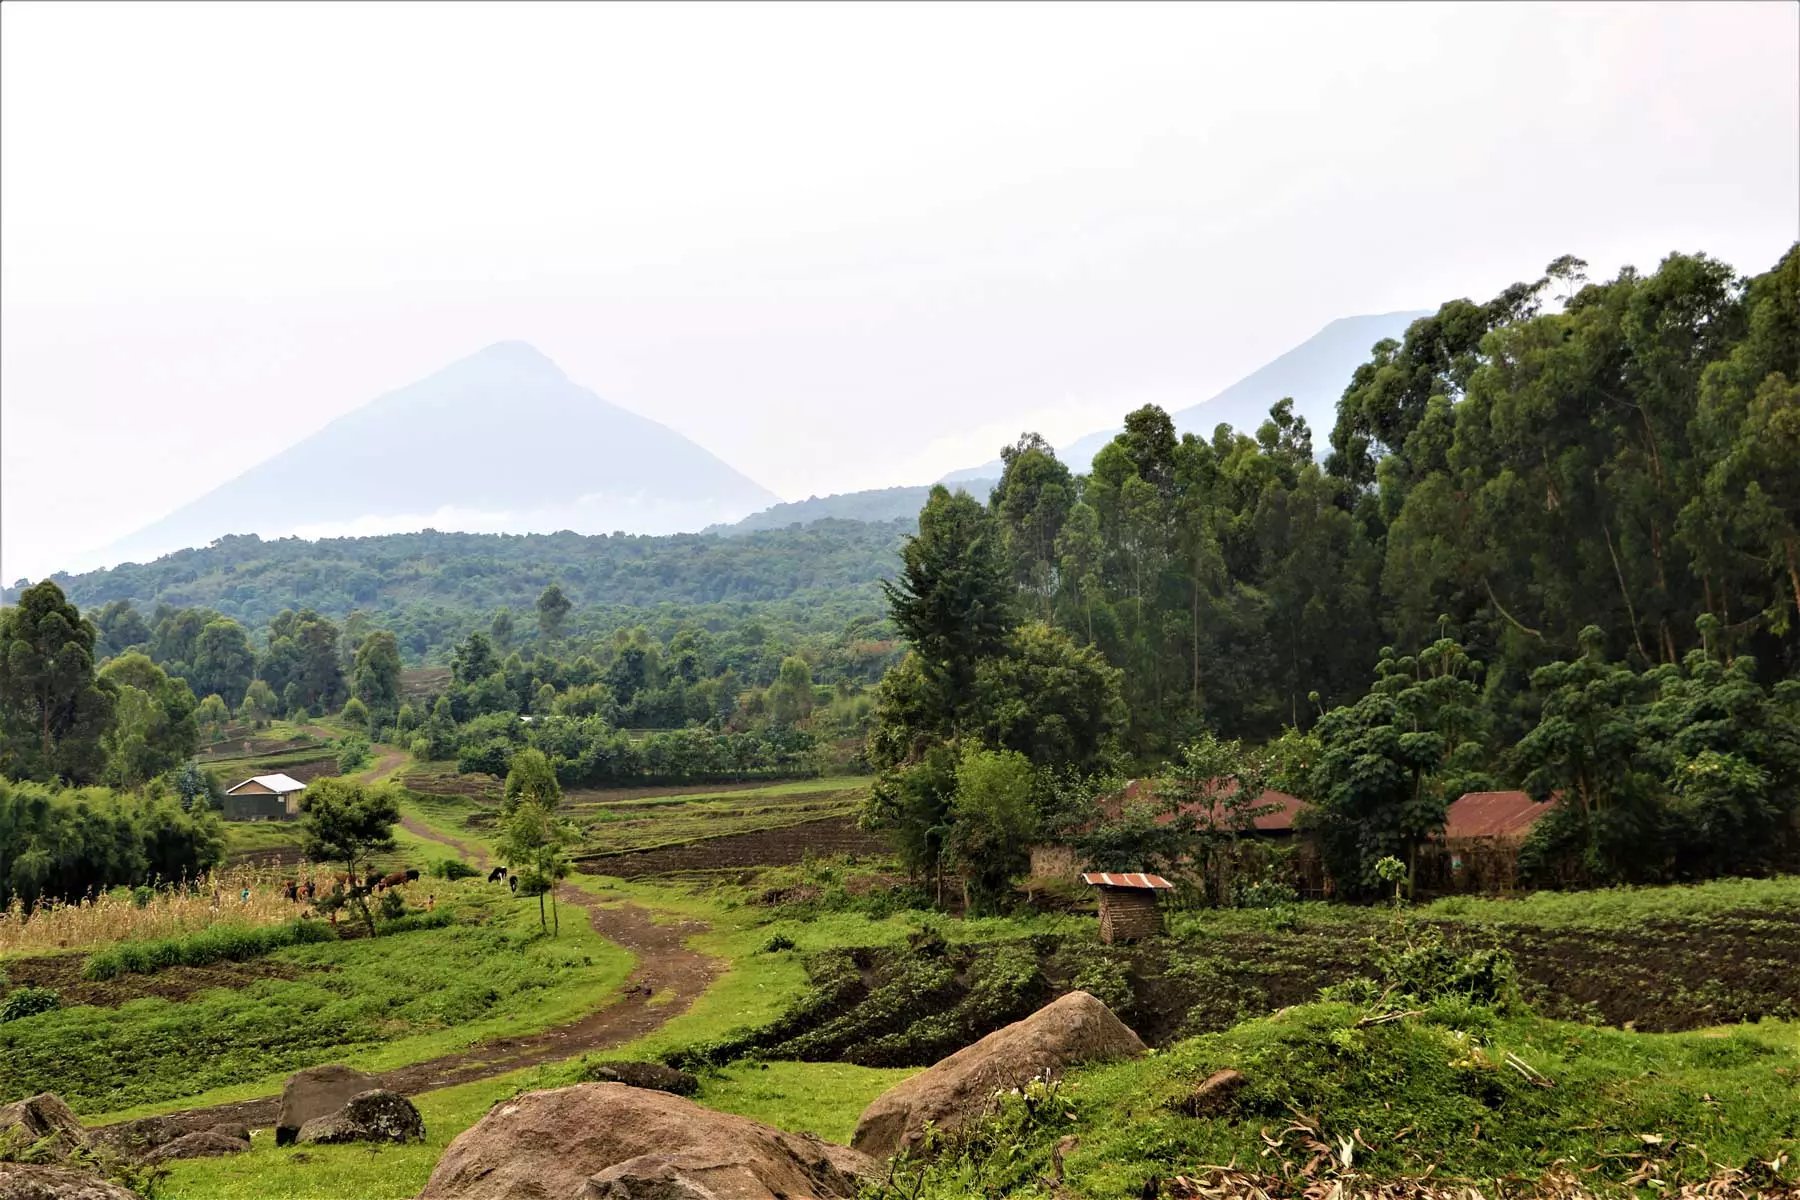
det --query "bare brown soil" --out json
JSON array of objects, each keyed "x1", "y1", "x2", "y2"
[
  {"x1": 576, "y1": 815, "x2": 891, "y2": 878},
  {"x1": 93, "y1": 889, "x2": 722, "y2": 1140},
  {"x1": 564, "y1": 780, "x2": 800, "y2": 805}
]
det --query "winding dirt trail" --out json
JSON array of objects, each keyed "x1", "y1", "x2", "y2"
[
  {"x1": 400, "y1": 814, "x2": 491, "y2": 870},
  {"x1": 95, "y1": 887, "x2": 723, "y2": 1139}
]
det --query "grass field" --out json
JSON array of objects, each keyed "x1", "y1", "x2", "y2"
[
  {"x1": 394, "y1": 765, "x2": 873, "y2": 860},
  {"x1": 2, "y1": 880, "x2": 634, "y2": 1120},
  {"x1": 561, "y1": 775, "x2": 871, "y2": 856}
]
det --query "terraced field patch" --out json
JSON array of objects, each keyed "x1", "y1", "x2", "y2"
[{"x1": 560, "y1": 775, "x2": 872, "y2": 858}]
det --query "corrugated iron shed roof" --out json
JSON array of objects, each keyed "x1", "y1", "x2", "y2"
[
  {"x1": 1080, "y1": 872, "x2": 1175, "y2": 890},
  {"x1": 226, "y1": 773, "x2": 308, "y2": 795},
  {"x1": 1444, "y1": 790, "x2": 1556, "y2": 840}
]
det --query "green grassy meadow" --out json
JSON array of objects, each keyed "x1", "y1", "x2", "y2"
[{"x1": 3, "y1": 881, "x2": 633, "y2": 1121}]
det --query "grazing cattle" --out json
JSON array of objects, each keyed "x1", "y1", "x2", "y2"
[
  {"x1": 375, "y1": 871, "x2": 409, "y2": 891},
  {"x1": 508, "y1": 875, "x2": 518, "y2": 894},
  {"x1": 404, "y1": 868, "x2": 420, "y2": 882},
  {"x1": 487, "y1": 866, "x2": 508, "y2": 883}
]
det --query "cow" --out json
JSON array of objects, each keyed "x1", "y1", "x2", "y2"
[
  {"x1": 375, "y1": 871, "x2": 409, "y2": 891},
  {"x1": 488, "y1": 866, "x2": 509, "y2": 883},
  {"x1": 404, "y1": 868, "x2": 420, "y2": 882}
]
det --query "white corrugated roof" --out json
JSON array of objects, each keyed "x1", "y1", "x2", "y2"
[
  {"x1": 1080, "y1": 872, "x2": 1175, "y2": 890},
  {"x1": 226, "y1": 773, "x2": 308, "y2": 794}
]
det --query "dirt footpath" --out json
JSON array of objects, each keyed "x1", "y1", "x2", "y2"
[
  {"x1": 94, "y1": 888, "x2": 723, "y2": 1138},
  {"x1": 400, "y1": 815, "x2": 490, "y2": 869}
]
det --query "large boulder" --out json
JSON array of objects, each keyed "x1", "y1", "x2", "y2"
[
  {"x1": 0, "y1": 1094, "x2": 88, "y2": 1161},
  {"x1": 275, "y1": 1064, "x2": 381, "y2": 1146},
  {"x1": 417, "y1": 1082, "x2": 876, "y2": 1200},
  {"x1": 851, "y1": 990, "x2": 1145, "y2": 1160},
  {"x1": 141, "y1": 1125, "x2": 252, "y2": 1164},
  {"x1": 296, "y1": 1089, "x2": 424, "y2": 1145},
  {"x1": 582, "y1": 1062, "x2": 699, "y2": 1097},
  {"x1": 0, "y1": 1162, "x2": 140, "y2": 1200}
]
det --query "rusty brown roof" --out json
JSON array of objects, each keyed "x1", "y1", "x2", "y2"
[
  {"x1": 1107, "y1": 779, "x2": 1311, "y2": 832},
  {"x1": 1443, "y1": 791, "x2": 1557, "y2": 840},
  {"x1": 1081, "y1": 872, "x2": 1176, "y2": 890}
]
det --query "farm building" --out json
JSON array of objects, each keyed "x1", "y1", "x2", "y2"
[
  {"x1": 1418, "y1": 789, "x2": 1559, "y2": 894},
  {"x1": 1028, "y1": 779, "x2": 1320, "y2": 891},
  {"x1": 223, "y1": 773, "x2": 308, "y2": 822},
  {"x1": 1081, "y1": 872, "x2": 1175, "y2": 943}
]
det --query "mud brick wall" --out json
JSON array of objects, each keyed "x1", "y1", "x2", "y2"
[
  {"x1": 1029, "y1": 844, "x2": 1081, "y2": 881},
  {"x1": 1098, "y1": 888, "x2": 1163, "y2": 943},
  {"x1": 576, "y1": 815, "x2": 893, "y2": 878}
]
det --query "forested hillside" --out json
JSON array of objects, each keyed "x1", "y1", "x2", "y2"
[
  {"x1": 710, "y1": 481, "x2": 996, "y2": 535},
  {"x1": 865, "y1": 246, "x2": 1800, "y2": 895},
  {"x1": 19, "y1": 521, "x2": 909, "y2": 660},
  {"x1": 957, "y1": 248, "x2": 1800, "y2": 751}
]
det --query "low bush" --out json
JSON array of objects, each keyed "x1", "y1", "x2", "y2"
[
  {"x1": 82, "y1": 918, "x2": 338, "y2": 980},
  {"x1": 432, "y1": 858, "x2": 481, "y2": 880},
  {"x1": 0, "y1": 986, "x2": 62, "y2": 1023},
  {"x1": 376, "y1": 909, "x2": 457, "y2": 936}
]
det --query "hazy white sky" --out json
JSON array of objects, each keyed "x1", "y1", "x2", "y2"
[{"x1": 3, "y1": 1, "x2": 1796, "y2": 582}]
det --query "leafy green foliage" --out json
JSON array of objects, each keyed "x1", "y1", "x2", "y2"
[
  {"x1": 298, "y1": 778, "x2": 400, "y2": 935},
  {"x1": 0, "y1": 987, "x2": 62, "y2": 1024},
  {"x1": 96, "y1": 652, "x2": 200, "y2": 789},
  {"x1": 0, "y1": 778, "x2": 223, "y2": 907},
  {"x1": 334, "y1": 733, "x2": 371, "y2": 774},
  {"x1": 1518, "y1": 628, "x2": 1800, "y2": 884},
  {"x1": 1307, "y1": 635, "x2": 1488, "y2": 895},
  {"x1": 946, "y1": 746, "x2": 1038, "y2": 912},
  {"x1": 82, "y1": 918, "x2": 338, "y2": 980},
  {"x1": 31, "y1": 522, "x2": 908, "y2": 663},
  {"x1": 0, "y1": 580, "x2": 116, "y2": 783}
]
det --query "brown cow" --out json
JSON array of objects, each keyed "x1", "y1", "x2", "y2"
[{"x1": 375, "y1": 871, "x2": 409, "y2": 891}]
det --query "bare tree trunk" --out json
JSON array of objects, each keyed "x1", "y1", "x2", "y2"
[
  {"x1": 1788, "y1": 538, "x2": 1800, "y2": 633},
  {"x1": 1600, "y1": 517, "x2": 1651, "y2": 664}
]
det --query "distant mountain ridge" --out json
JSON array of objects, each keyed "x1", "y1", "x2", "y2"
[
  {"x1": 101, "y1": 341, "x2": 779, "y2": 568},
  {"x1": 942, "y1": 309, "x2": 1428, "y2": 480},
  {"x1": 708, "y1": 479, "x2": 998, "y2": 536}
]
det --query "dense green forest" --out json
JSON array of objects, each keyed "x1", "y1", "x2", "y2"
[
  {"x1": 13, "y1": 520, "x2": 911, "y2": 660},
  {"x1": 970, "y1": 247, "x2": 1800, "y2": 752},
  {"x1": 862, "y1": 247, "x2": 1800, "y2": 899}
]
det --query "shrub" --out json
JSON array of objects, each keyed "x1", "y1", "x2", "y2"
[
  {"x1": 336, "y1": 734, "x2": 372, "y2": 774},
  {"x1": 378, "y1": 889, "x2": 407, "y2": 921},
  {"x1": 375, "y1": 909, "x2": 456, "y2": 936},
  {"x1": 760, "y1": 933, "x2": 797, "y2": 953},
  {"x1": 0, "y1": 987, "x2": 62, "y2": 1023},
  {"x1": 82, "y1": 918, "x2": 337, "y2": 980},
  {"x1": 432, "y1": 858, "x2": 480, "y2": 880}
]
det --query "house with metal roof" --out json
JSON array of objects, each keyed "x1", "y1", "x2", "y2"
[
  {"x1": 222, "y1": 773, "x2": 308, "y2": 822},
  {"x1": 1421, "y1": 790, "x2": 1560, "y2": 894}
]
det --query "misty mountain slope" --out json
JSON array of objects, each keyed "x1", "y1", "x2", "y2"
[
  {"x1": 943, "y1": 309, "x2": 1428, "y2": 480},
  {"x1": 710, "y1": 478, "x2": 998, "y2": 536},
  {"x1": 105, "y1": 342, "x2": 779, "y2": 564}
]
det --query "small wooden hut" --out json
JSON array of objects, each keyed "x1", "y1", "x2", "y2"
[{"x1": 1081, "y1": 872, "x2": 1175, "y2": 943}]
